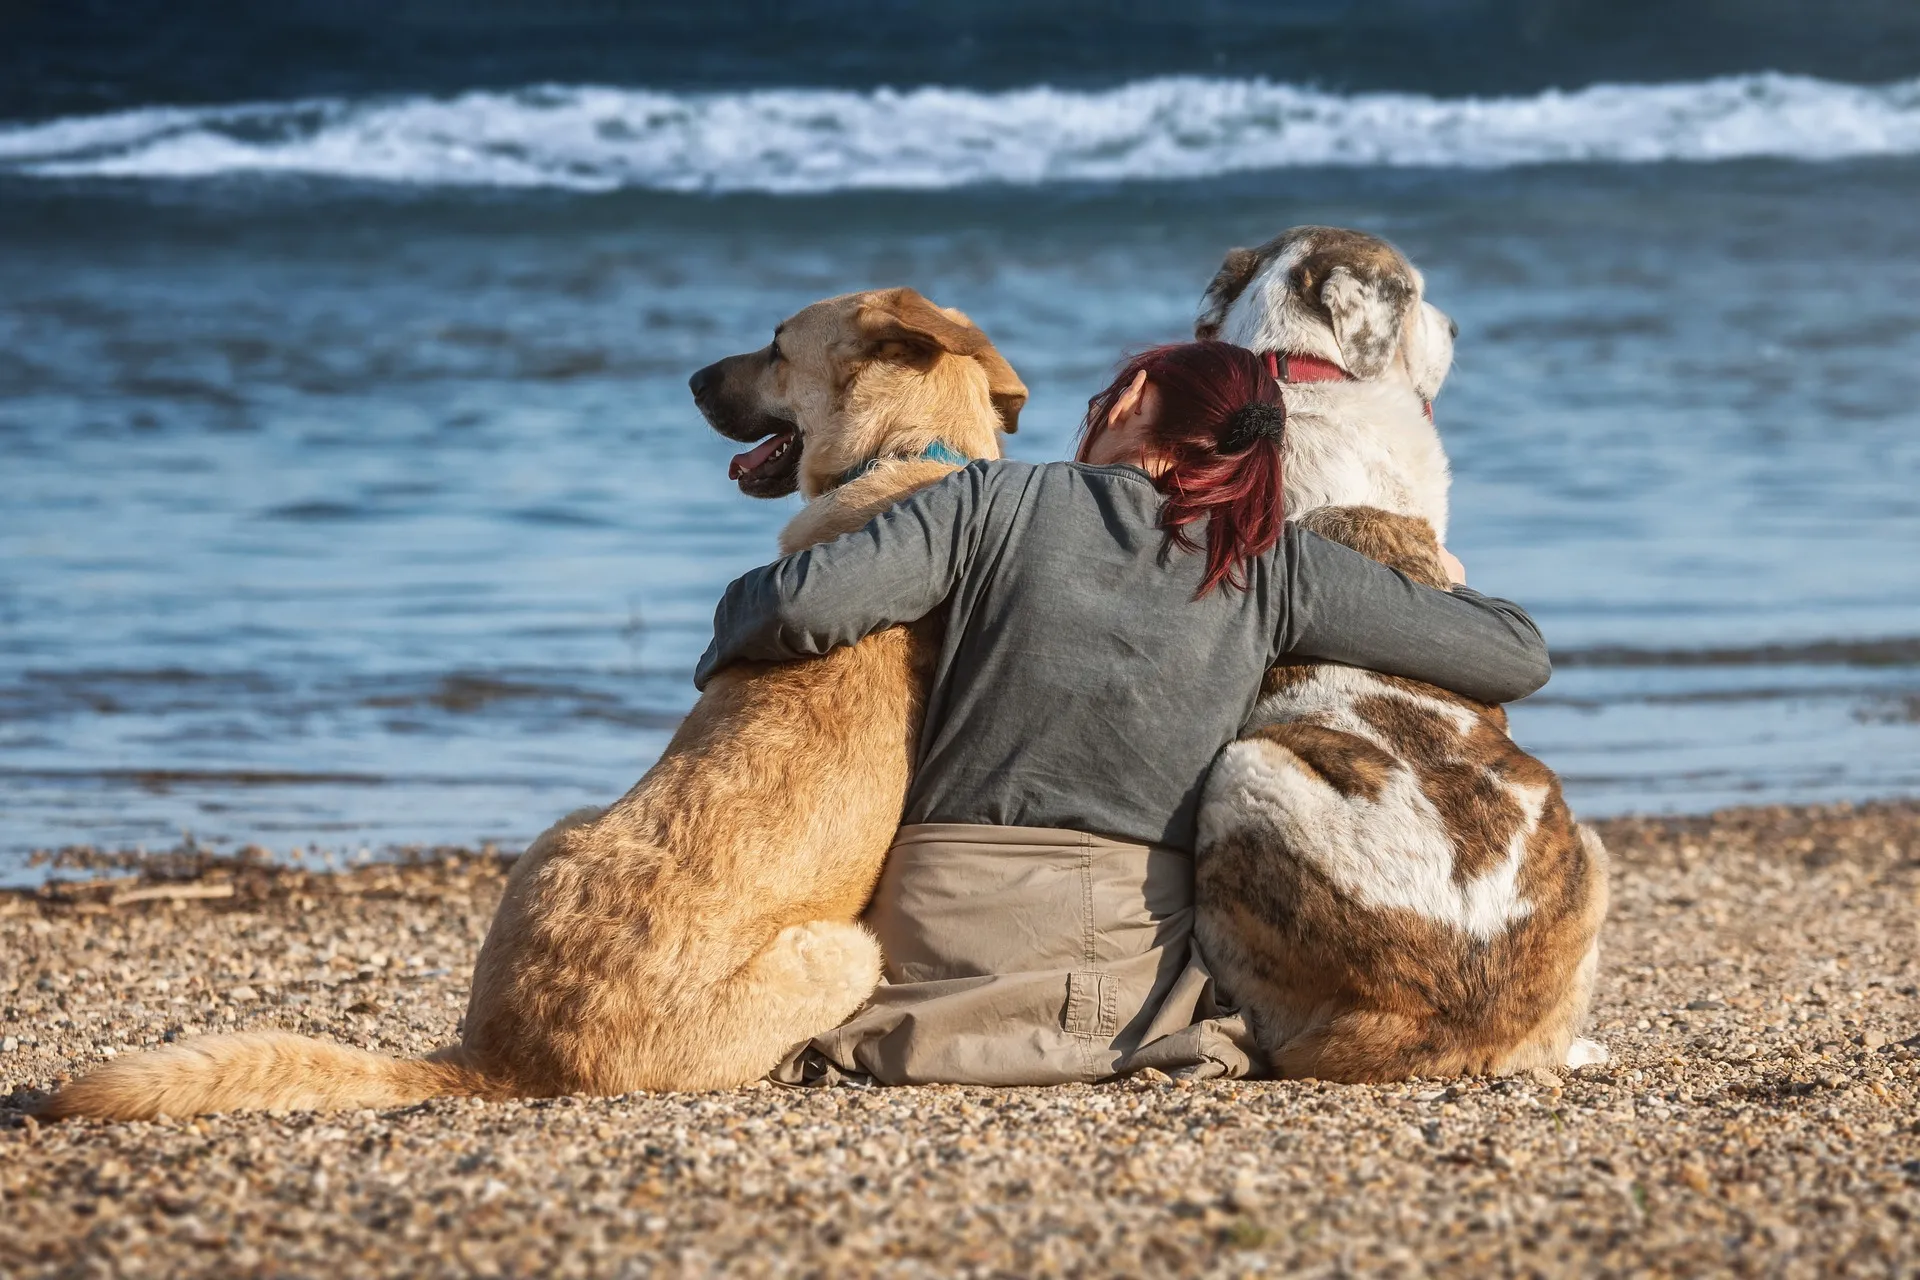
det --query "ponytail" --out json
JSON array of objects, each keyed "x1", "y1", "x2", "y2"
[{"x1": 1080, "y1": 341, "x2": 1286, "y2": 597}]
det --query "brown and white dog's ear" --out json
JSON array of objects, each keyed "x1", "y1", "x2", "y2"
[
  {"x1": 857, "y1": 288, "x2": 988, "y2": 359},
  {"x1": 1320, "y1": 265, "x2": 1415, "y2": 380},
  {"x1": 1195, "y1": 246, "x2": 1263, "y2": 340}
]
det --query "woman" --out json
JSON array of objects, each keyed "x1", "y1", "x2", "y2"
[{"x1": 695, "y1": 341, "x2": 1549, "y2": 1085}]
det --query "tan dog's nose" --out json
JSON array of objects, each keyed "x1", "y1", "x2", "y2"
[{"x1": 689, "y1": 362, "x2": 723, "y2": 403}]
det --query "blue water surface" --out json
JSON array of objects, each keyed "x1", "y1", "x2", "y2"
[{"x1": 1, "y1": 157, "x2": 1917, "y2": 880}]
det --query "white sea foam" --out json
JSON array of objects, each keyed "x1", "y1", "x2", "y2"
[{"x1": 2, "y1": 73, "x2": 1917, "y2": 192}]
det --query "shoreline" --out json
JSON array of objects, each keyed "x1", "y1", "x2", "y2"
[
  {"x1": 4, "y1": 798, "x2": 1918, "y2": 1274},
  {"x1": 10, "y1": 794, "x2": 1919, "y2": 894}
]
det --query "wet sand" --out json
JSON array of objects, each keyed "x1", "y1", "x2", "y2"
[{"x1": 3, "y1": 801, "x2": 1917, "y2": 1277}]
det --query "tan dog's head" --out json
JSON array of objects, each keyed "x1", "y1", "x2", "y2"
[
  {"x1": 1294, "y1": 505, "x2": 1451, "y2": 591},
  {"x1": 1195, "y1": 226, "x2": 1455, "y2": 403},
  {"x1": 688, "y1": 288, "x2": 1026, "y2": 501}
]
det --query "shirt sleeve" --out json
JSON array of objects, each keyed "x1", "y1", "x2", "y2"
[
  {"x1": 1277, "y1": 526, "x2": 1552, "y2": 704},
  {"x1": 692, "y1": 463, "x2": 990, "y2": 690}
]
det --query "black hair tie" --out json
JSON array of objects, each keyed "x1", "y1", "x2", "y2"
[{"x1": 1218, "y1": 399, "x2": 1287, "y2": 454}]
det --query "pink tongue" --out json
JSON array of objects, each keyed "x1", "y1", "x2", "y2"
[{"x1": 729, "y1": 433, "x2": 791, "y2": 480}]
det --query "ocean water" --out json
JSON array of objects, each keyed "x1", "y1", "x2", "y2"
[{"x1": 2, "y1": 7, "x2": 1918, "y2": 880}]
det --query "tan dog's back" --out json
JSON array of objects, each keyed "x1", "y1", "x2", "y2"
[{"x1": 1195, "y1": 507, "x2": 1608, "y2": 1081}]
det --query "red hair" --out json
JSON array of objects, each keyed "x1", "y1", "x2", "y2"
[{"x1": 1079, "y1": 341, "x2": 1284, "y2": 597}]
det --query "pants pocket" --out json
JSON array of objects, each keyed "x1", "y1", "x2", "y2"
[{"x1": 1063, "y1": 970, "x2": 1119, "y2": 1037}]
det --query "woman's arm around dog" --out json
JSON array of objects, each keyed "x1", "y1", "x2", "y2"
[{"x1": 695, "y1": 462, "x2": 994, "y2": 690}]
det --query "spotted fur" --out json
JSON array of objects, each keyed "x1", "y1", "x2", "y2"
[{"x1": 1195, "y1": 507, "x2": 1610, "y2": 1082}]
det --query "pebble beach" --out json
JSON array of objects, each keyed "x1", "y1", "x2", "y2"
[{"x1": 3, "y1": 801, "x2": 1916, "y2": 1277}]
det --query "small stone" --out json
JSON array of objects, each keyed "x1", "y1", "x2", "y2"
[
  {"x1": 228, "y1": 986, "x2": 258, "y2": 1003},
  {"x1": 1678, "y1": 1162, "x2": 1712, "y2": 1194},
  {"x1": 1525, "y1": 1066, "x2": 1562, "y2": 1089},
  {"x1": 1860, "y1": 1031, "x2": 1887, "y2": 1049},
  {"x1": 1, "y1": 1036, "x2": 16, "y2": 1053},
  {"x1": 1687, "y1": 999, "x2": 1727, "y2": 1011},
  {"x1": 1223, "y1": 1174, "x2": 1265, "y2": 1213}
]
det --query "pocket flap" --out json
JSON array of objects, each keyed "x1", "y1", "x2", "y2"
[{"x1": 1063, "y1": 970, "x2": 1118, "y2": 1037}]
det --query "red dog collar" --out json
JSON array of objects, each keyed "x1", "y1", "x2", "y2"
[{"x1": 1264, "y1": 350, "x2": 1434, "y2": 421}]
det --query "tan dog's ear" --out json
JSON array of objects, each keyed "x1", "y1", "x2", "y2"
[
  {"x1": 858, "y1": 288, "x2": 1027, "y2": 432},
  {"x1": 971, "y1": 344, "x2": 1027, "y2": 433},
  {"x1": 1321, "y1": 265, "x2": 1414, "y2": 380},
  {"x1": 1195, "y1": 247, "x2": 1262, "y2": 340},
  {"x1": 857, "y1": 288, "x2": 989, "y2": 359}
]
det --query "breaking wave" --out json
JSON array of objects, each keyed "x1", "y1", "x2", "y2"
[{"x1": 2, "y1": 73, "x2": 1918, "y2": 193}]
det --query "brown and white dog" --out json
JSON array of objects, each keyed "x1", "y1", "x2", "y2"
[
  {"x1": 1192, "y1": 226, "x2": 1609, "y2": 1079},
  {"x1": 1195, "y1": 506, "x2": 1609, "y2": 1082},
  {"x1": 1195, "y1": 225, "x2": 1455, "y2": 539},
  {"x1": 40, "y1": 288, "x2": 1026, "y2": 1120}
]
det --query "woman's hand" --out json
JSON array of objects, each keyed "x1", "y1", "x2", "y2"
[{"x1": 1438, "y1": 546, "x2": 1467, "y2": 586}]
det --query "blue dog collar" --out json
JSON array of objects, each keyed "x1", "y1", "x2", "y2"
[{"x1": 836, "y1": 440, "x2": 972, "y2": 488}]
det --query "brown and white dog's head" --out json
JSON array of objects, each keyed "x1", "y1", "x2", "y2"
[
  {"x1": 1195, "y1": 226, "x2": 1455, "y2": 403},
  {"x1": 688, "y1": 288, "x2": 1026, "y2": 501}
]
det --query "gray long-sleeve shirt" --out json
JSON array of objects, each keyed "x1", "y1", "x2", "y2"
[{"x1": 696, "y1": 460, "x2": 1550, "y2": 851}]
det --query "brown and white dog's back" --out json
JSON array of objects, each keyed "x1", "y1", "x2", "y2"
[
  {"x1": 1196, "y1": 225, "x2": 1455, "y2": 538},
  {"x1": 1195, "y1": 507, "x2": 1609, "y2": 1082}
]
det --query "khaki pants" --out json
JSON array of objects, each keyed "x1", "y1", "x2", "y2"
[{"x1": 774, "y1": 823, "x2": 1254, "y2": 1086}]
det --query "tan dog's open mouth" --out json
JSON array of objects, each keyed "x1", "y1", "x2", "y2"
[{"x1": 726, "y1": 428, "x2": 801, "y2": 497}]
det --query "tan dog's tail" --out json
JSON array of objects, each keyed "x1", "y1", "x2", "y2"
[{"x1": 36, "y1": 1032, "x2": 506, "y2": 1121}]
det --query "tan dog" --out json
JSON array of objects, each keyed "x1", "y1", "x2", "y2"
[
  {"x1": 1195, "y1": 507, "x2": 1609, "y2": 1083},
  {"x1": 1196, "y1": 225, "x2": 1455, "y2": 539},
  {"x1": 40, "y1": 288, "x2": 1026, "y2": 1120}
]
